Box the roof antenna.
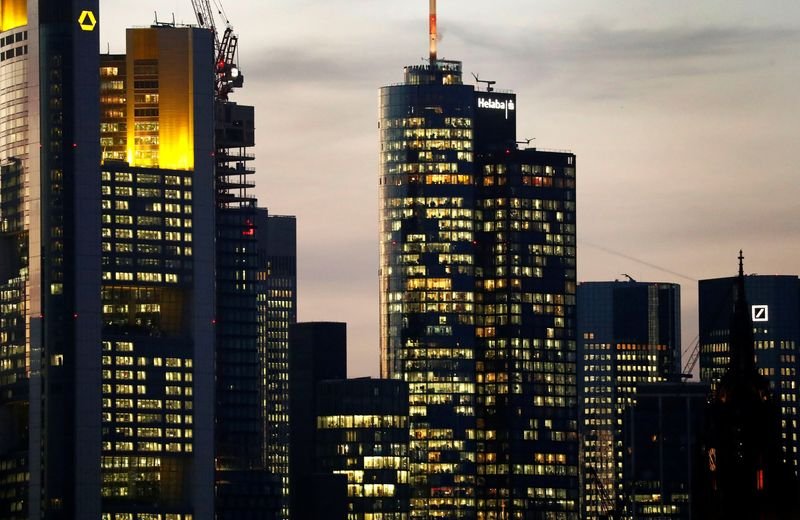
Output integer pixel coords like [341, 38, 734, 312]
[472, 72, 496, 92]
[429, 0, 437, 64]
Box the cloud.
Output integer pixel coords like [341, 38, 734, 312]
[444, 22, 800, 99]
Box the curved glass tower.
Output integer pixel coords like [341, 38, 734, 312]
[380, 5, 579, 518]
[379, 60, 478, 518]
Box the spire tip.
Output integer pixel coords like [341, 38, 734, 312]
[738, 250, 744, 278]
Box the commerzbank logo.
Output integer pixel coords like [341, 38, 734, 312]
[78, 10, 97, 32]
[477, 97, 515, 119]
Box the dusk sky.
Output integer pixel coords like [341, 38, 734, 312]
[102, 1, 800, 377]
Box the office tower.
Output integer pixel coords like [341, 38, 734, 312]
[379, 55, 478, 518]
[257, 209, 298, 518]
[577, 281, 681, 519]
[99, 25, 215, 519]
[699, 273, 800, 474]
[379, 4, 578, 517]
[213, 90, 285, 520]
[621, 381, 708, 519]
[475, 146, 578, 519]
[209, 15, 295, 516]
[695, 257, 797, 518]
[315, 378, 410, 520]
[0, 1, 101, 518]
[215, 100, 261, 475]
[289, 322, 348, 520]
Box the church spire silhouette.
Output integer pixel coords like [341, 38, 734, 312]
[696, 252, 797, 519]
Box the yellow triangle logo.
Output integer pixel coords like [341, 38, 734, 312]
[78, 10, 96, 32]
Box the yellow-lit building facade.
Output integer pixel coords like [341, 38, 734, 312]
[0, 1, 33, 516]
[99, 25, 216, 520]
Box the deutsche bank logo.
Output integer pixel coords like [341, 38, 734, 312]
[752, 305, 769, 322]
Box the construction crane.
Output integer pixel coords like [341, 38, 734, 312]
[586, 464, 616, 520]
[190, 0, 243, 100]
[681, 335, 701, 377]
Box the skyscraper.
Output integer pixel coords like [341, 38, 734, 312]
[699, 273, 800, 475]
[99, 25, 216, 518]
[201, 10, 300, 515]
[257, 209, 298, 518]
[379, 3, 578, 517]
[577, 280, 681, 519]
[696, 256, 797, 518]
[215, 100, 261, 479]
[0, 1, 102, 517]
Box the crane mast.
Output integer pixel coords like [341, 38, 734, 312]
[190, 0, 242, 100]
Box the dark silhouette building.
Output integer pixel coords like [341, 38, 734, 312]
[699, 272, 800, 476]
[0, 1, 103, 517]
[622, 381, 708, 519]
[289, 322, 348, 520]
[577, 281, 681, 519]
[696, 254, 797, 519]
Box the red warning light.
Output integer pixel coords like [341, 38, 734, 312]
[242, 219, 255, 236]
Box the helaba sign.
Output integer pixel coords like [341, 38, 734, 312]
[477, 97, 515, 119]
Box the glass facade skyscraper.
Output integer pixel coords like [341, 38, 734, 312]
[696, 264, 799, 518]
[699, 274, 800, 477]
[0, 1, 102, 517]
[379, 59, 478, 518]
[577, 281, 681, 519]
[257, 209, 297, 519]
[379, 54, 579, 517]
[99, 25, 216, 519]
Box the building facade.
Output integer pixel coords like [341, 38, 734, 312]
[257, 209, 297, 518]
[379, 51, 578, 518]
[289, 322, 348, 520]
[696, 260, 798, 518]
[699, 274, 800, 475]
[0, 1, 102, 517]
[214, 100, 261, 477]
[577, 281, 681, 519]
[316, 378, 410, 520]
[99, 25, 216, 519]
[622, 381, 708, 519]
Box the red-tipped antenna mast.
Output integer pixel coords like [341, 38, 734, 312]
[429, 0, 437, 63]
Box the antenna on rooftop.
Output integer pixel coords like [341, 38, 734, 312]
[472, 73, 496, 92]
[429, 0, 437, 63]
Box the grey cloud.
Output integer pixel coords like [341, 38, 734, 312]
[450, 22, 799, 65]
[241, 21, 800, 101]
[444, 22, 800, 100]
